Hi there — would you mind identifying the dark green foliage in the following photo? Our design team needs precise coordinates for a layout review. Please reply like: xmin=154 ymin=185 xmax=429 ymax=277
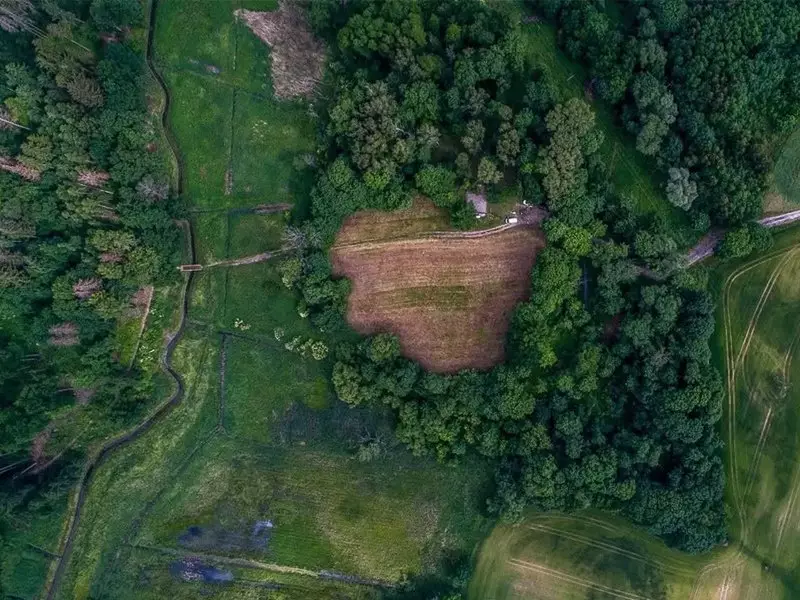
xmin=718 ymin=223 xmax=774 ymax=260
xmin=415 ymin=164 xmax=459 ymax=207
xmin=531 ymin=0 xmax=800 ymax=227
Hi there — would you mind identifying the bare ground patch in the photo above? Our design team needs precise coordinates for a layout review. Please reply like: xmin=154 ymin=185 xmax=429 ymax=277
xmin=332 ymin=226 xmax=544 ymax=373
xmin=235 ymin=2 xmax=324 ymax=100
xmin=335 ymin=197 xmax=451 ymax=246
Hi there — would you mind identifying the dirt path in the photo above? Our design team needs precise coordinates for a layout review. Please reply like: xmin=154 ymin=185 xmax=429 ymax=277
xmin=128 ymin=285 xmax=154 ymax=368
xmin=128 ymin=543 xmax=395 ymax=589
xmin=205 ymin=248 xmax=288 ymax=268
xmin=685 ymin=209 xmax=800 ymax=265
xmin=43 ymin=2 xmax=197 ymax=598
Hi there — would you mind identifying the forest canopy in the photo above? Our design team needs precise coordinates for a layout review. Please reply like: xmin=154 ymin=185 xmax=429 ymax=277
xmin=0 ymin=0 xmax=179 ymax=545
xmin=273 ymin=0 xmax=767 ymax=553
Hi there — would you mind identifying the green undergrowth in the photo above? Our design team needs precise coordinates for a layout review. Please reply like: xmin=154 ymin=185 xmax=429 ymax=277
xmin=55 ymin=327 xmax=221 ymax=599
xmin=230 ymin=93 xmax=315 ymax=205
xmin=227 ymin=212 xmax=287 ymax=257
xmin=769 ymin=128 xmax=800 ymax=209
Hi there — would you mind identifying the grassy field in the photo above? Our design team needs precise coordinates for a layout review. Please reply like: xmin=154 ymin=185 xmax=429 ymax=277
xmin=469 ymin=511 xmax=727 ymax=600
xmin=765 ymin=129 xmax=800 ymax=213
xmin=332 ymin=218 xmax=545 ymax=373
xmin=45 ymin=1 xmax=493 ymax=598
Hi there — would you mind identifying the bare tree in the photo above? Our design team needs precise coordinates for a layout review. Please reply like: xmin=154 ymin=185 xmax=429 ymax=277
xmin=0 ymin=156 xmax=41 ymax=181
xmin=72 ymin=277 xmax=102 ymax=299
xmin=48 ymin=322 xmax=79 ymax=347
xmin=99 ymin=252 xmax=123 ymax=263
xmin=0 ymin=0 xmax=35 ymax=33
xmin=136 ymin=175 xmax=169 ymax=203
xmin=77 ymin=169 xmax=110 ymax=188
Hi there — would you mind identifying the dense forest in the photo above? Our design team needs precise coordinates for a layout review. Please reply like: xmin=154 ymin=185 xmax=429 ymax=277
xmin=536 ymin=0 xmax=800 ymax=229
xmin=284 ymin=0 xmax=800 ymax=555
xmin=0 ymin=0 xmax=179 ymax=560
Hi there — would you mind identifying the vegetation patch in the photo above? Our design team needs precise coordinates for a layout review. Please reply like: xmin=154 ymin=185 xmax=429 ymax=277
xmin=334 ymin=198 xmax=452 ymax=246
xmin=469 ymin=511 xmax=726 ymax=600
xmin=332 ymin=225 xmax=544 ymax=373
xmin=766 ymin=128 xmax=800 ymax=212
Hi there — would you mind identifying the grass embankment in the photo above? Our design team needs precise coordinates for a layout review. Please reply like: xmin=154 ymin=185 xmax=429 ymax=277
xmin=765 ymin=128 xmax=800 ymax=213
xmin=51 ymin=1 xmax=492 ymax=598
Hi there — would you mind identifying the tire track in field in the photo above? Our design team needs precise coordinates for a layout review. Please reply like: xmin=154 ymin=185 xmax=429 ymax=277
xmin=774 ymin=462 xmax=800 ymax=559
xmin=525 ymin=524 xmax=694 ymax=576
xmin=508 ymin=558 xmax=654 ymax=600
xmin=689 ymin=246 xmax=800 ymax=600
xmin=724 ymin=249 xmax=796 ymax=526
xmin=732 ymin=250 xmax=794 ymax=375
xmin=742 ymin=406 xmax=774 ymax=502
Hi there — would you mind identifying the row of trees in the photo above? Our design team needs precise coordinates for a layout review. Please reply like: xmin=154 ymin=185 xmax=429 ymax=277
xmin=0 ymin=0 xmax=179 ymax=564
xmin=533 ymin=0 xmax=800 ymax=226
xmin=287 ymin=0 xmax=729 ymax=555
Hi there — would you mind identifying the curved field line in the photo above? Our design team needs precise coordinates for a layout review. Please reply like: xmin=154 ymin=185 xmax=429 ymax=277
xmin=525 ymin=512 xmax=699 ymax=575
xmin=724 ymin=248 xmax=797 ymax=527
xmin=732 ymin=251 xmax=794 ymax=375
xmin=689 ymin=245 xmax=800 ymax=600
xmin=774 ymin=470 xmax=800 ymax=557
xmin=742 ymin=407 xmax=774 ymax=502
xmin=525 ymin=524 xmax=694 ymax=576
xmin=526 ymin=512 xmax=627 ymax=536
xmin=508 ymin=558 xmax=654 ymax=600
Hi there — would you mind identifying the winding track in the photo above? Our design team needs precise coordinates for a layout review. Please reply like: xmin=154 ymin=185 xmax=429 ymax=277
xmin=43 ymin=1 xmax=196 ymax=597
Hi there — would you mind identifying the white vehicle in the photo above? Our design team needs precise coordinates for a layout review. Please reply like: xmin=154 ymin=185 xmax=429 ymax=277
xmin=505 ymin=212 xmax=518 ymax=224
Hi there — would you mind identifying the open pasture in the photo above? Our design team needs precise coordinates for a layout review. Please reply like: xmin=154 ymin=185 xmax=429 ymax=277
xmin=332 ymin=222 xmax=545 ymax=373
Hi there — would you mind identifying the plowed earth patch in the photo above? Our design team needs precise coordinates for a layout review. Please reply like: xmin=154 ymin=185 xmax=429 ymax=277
xmin=332 ymin=225 xmax=544 ymax=373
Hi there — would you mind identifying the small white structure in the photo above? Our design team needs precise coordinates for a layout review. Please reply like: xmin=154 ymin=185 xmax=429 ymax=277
xmin=466 ymin=191 xmax=488 ymax=218
xmin=505 ymin=212 xmax=519 ymax=225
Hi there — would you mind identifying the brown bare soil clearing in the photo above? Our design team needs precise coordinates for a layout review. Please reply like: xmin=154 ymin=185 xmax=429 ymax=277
xmin=335 ymin=197 xmax=451 ymax=246
xmin=332 ymin=224 xmax=544 ymax=373
xmin=235 ymin=2 xmax=324 ymax=100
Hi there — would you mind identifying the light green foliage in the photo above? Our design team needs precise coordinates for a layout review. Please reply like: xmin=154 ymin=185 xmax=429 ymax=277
xmin=665 ymin=166 xmax=697 ymax=210
xmin=415 ymin=164 xmax=459 ymax=207
xmin=476 ymin=157 xmax=502 ymax=185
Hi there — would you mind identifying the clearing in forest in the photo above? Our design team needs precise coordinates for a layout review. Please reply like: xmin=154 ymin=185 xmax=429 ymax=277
xmin=332 ymin=207 xmax=545 ymax=373
xmin=765 ymin=127 xmax=800 ymax=213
